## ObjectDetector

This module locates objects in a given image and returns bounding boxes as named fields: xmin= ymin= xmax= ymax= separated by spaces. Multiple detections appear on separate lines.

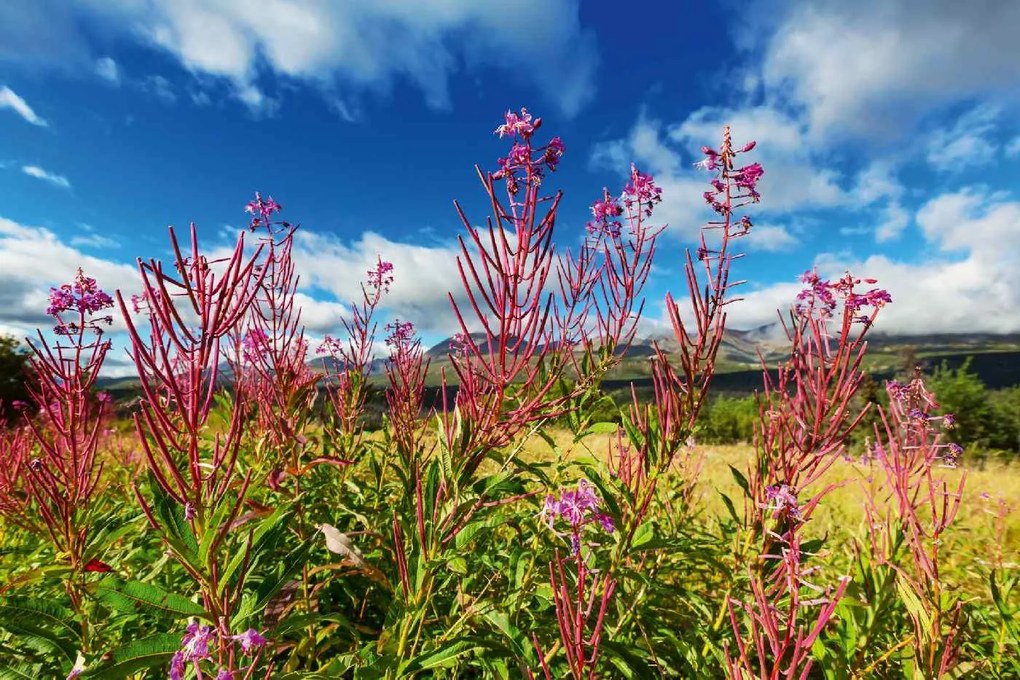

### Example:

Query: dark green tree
xmin=0 ymin=333 xmax=33 ymax=424
xmin=928 ymin=357 xmax=994 ymax=451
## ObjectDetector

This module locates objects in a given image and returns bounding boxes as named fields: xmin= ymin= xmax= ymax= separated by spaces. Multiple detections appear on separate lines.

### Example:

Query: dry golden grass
xmin=520 ymin=429 xmax=1020 ymax=582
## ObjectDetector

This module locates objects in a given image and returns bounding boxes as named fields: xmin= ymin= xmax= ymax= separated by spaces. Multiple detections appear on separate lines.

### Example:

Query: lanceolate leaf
xmin=79 ymin=633 xmax=181 ymax=679
xmin=95 ymin=578 xmax=206 ymax=619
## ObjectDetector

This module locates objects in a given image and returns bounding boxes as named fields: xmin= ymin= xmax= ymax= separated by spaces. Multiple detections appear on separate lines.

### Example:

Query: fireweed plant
xmin=0 ymin=107 xmax=1012 ymax=679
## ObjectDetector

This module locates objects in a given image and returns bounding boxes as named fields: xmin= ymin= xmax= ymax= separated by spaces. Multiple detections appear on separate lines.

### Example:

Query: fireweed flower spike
xmin=543 ymin=479 xmax=614 ymax=555
xmin=18 ymin=268 xmax=114 ymax=650
xmin=861 ymin=370 xmax=968 ymax=676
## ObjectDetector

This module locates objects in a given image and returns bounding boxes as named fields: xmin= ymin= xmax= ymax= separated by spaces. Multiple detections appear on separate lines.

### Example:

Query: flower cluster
xmin=543 ymin=479 xmax=614 ymax=554
xmin=762 ymin=483 xmax=801 ymax=520
xmin=367 ymin=257 xmax=395 ymax=293
xmin=585 ymin=164 xmax=662 ymax=238
xmin=384 ymin=320 xmax=415 ymax=350
xmin=623 ymin=163 xmax=663 ymax=216
xmin=697 ymin=139 xmax=761 ymax=215
xmin=245 ymin=191 xmax=282 ymax=230
xmin=796 ymin=269 xmax=892 ymax=322
xmin=492 ymin=108 xmax=565 ymax=193
xmin=46 ymin=269 xmax=115 ymax=334
xmin=587 ymin=191 xmax=624 ymax=238
xmin=885 ymin=374 xmax=964 ymax=465
xmin=169 ymin=622 xmax=267 ymax=680
xmin=240 ymin=327 xmax=269 ymax=363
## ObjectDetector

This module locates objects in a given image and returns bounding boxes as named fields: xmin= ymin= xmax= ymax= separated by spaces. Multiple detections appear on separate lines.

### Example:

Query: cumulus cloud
xmin=926 ymin=104 xmax=1001 ymax=172
xmin=95 ymin=56 xmax=120 ymax=84
xmin=52 ymin=0 xmax=597 ymax=117
xmin=0 ymin=216 xmax=139 ymax=334
xmin=290 ymin=229 xmax=466 ymax=333
xmin=1005 ymin=136 xmax=1020 ymax=158
xmin=0 ymin=85 xmax=47 ymax=126
xmin=723 ymin=187 xmax=1020 ymax=334
xmin=22 ymin=165 xmax=71 ymax=188
xmin=757 ymin=0 xmax=1020 ymax=143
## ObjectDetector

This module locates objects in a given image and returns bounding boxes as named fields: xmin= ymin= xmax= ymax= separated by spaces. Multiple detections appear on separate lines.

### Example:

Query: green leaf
xmin=631 ymin=522 xmax=655 ymax=549
xmin=149 ymin=474 xmax=199 ymax=562
xmin=728 ymin=465 xmax=750 ymax=498
xmin=219 ymin=505 xmax=292 ymax=594
xmin=95 ymin=578 xmax=206 ymax=619
xmin=582 ymin=421 xmax=620 ymax=436
xmin=719 ymin=492 xmax=740 ymax=524
xmin=400 ymin=639 xmax=476 ymax=672
xmin=0 ymin=663 xmax=43 ymax=679
xmin=80 ymin=633 xmax=180 ymax=679
xmin=0 ymin=599 xmax=78 ymax=663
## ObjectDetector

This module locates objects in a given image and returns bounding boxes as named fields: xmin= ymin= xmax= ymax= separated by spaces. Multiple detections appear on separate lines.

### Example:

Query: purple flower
xmin=543 ymin=479 xmax=614 ymax=554
xmin=544 ymin=136 xmax=565 ymax=170
xmin=764 ymin=484 xmax=800 ymax=519
xmin=181 ymin=622 xmax=214 ymax=660
xmin=169 ymin=651 xmax=186 ymax=680
xmin=241 ymin=327 xmax=269 ymax=363
xmin=245 ymin=192 xmax=282 ymax=229
xmin=367 ymin=258 xmax=395 ymax=292
xmin=734 ymin=162 xmax=764 ymax=201
xmin=216 ymin=669 xmax=233 ymax=680
xmin=384 ymin=320 xmax=415 ymax=349
xmin=495 ymin=108 xmax=536 ymax=139
xmin=231 ymin=628 xmax=268 ymax=655
xmin=47 ymin=269 xmax=114 ymax=317
xmin=693 ymin=146 xmax=719 ymax=171
xmin=943 ymin=414 xmax=956 ymax=429
xmin=623 ymin=164 xmax=663 ymax=215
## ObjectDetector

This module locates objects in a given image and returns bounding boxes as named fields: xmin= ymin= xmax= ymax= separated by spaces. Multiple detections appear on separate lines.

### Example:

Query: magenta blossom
xmin=543 ymin=479 xmax=615 ymax=554
xmin=763 ymin=484 xmax=801 ymax=519
xmin=231 ymin=628 xmax=268 ymax=655
xmin=245 ymin=191 xmax=282 ymax=229
xmin=494 ymin=107 xmax=537 ymax=139
xmin=47 ymin=269 xmax=114 ymax=317
xmin=367 ymin=257 xmax=395 ymax=293
xmin=181 ymin=621 xmax=214 ymax=661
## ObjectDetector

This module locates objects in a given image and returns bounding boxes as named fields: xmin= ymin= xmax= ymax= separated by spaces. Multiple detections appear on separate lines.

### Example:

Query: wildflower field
xmin=0 ymin=108 xmax=1017 ymax=679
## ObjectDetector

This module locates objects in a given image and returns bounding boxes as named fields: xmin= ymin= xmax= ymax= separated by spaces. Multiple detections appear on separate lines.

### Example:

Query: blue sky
xmin=2 ymin=0 xmax=1020 ymax=375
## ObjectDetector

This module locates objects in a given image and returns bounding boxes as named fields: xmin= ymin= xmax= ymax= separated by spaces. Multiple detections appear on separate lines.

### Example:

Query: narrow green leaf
xmin=95 ymin=579 xmax=206 ymax=619
xmin=80 ymin=633 xmax=180 ymax=679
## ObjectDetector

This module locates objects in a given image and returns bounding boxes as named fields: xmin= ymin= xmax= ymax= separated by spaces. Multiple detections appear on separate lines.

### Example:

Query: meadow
xmin=0 ymin=108 xmax=1017 ymax=679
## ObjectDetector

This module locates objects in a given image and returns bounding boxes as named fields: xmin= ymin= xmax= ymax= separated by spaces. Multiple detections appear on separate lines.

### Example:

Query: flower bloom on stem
xmin=245 ymin=191 xmax=281 ymax=230
xmin=543 ymin=479 xmax=614 ymax=554
xmin=367 ymin=257 xmax=394 ymax=293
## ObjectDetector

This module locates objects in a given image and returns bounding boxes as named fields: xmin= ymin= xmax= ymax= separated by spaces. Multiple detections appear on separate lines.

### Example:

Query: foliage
xmin=0 ymin=334 xmax=32 ymax=423
xmin=0 ymin=108 xmax=1015 ymax=680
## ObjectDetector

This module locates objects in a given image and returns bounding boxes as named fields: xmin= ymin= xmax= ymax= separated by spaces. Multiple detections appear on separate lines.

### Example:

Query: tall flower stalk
xmin=117 ymin=223 xmax=267 ymax=634
xmin=17 ymin=269 xmax=114 ymax=651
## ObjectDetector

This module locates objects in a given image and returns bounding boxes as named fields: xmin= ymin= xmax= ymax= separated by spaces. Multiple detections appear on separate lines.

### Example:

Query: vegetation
xmin=1 ymin=109 xmax=1017 ymax=680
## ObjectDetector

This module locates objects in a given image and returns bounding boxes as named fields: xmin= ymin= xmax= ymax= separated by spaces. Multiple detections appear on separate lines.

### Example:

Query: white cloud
xmin=70 ymin=233 xmax=120 ymax=249
xmin=745 ymin=224 xmax=797 ymax=252
xmin=22 ymin=165 xmax=71 ymax=188
xmin=926 ymin=104 xmax=1000 ymax=172
xmin=291 ymin=229 xmax=465 ymax=333
xmin=69 ymin=0 xmax=597 ymax=117
xmin=1006 ymin=136 xmax=1020 ymax=158
xmin=143 ymin=75 xmax=177 ymax=103
xmin=0 ymin=216 xmax=139 ymax=334
xmin=757 ymin=0 xmax=1020 ymax=142
xmin=95 ymin=57 xmax=120 ymax=84
xmin=0 ymin=85 xmax=47 ymax=126
xmin=722 ymin=187 xmax=1020 ymax=334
